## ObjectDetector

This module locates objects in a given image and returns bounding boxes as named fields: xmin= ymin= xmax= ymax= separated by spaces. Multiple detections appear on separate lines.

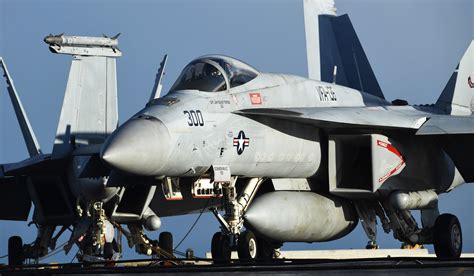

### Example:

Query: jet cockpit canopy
xmin=169 ymin=55 xmax=259 ymax=93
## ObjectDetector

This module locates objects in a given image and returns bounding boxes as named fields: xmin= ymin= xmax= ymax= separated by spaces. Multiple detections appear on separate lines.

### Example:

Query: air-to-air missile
xmin=43 ymin=33 xmax=121 ymax=56
xmin=44 ymin=34 xmax=120 ymax=47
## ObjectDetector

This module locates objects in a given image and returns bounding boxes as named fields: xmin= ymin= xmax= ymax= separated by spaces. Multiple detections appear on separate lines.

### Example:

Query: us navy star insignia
xmin=233 ymin=131 xmax=250 ymax=155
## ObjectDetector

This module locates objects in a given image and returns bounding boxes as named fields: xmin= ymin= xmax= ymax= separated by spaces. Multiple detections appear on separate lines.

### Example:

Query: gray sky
xmin=0 ymin=0 xmax=473 ymax=262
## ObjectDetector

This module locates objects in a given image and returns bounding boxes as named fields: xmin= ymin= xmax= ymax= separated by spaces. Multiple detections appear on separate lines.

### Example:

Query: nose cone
xmin=101 ymin=118 xmax=170 ymax=176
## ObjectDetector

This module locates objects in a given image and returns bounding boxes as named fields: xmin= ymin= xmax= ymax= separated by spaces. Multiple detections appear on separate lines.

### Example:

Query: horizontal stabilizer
xmin=0 ymin=57 xmax=42 ymax=157
xmin=235 ymin=107 xmax=427 ymax=131
xmin=416 ymin=115 xmax=474 ymax=135
xmin=2 ymin=154 xmax=64 ymax=176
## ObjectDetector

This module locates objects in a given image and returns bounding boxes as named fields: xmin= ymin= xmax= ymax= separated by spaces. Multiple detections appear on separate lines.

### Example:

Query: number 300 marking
xmin=184 ymin=110 xmax=204 ymax=126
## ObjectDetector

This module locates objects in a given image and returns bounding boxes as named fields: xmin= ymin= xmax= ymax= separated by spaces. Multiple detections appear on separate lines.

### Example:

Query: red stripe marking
xmin=377 ymin=140 xmax=406 ymax=183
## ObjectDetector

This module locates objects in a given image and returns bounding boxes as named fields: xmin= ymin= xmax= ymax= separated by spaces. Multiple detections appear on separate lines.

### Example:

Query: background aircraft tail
xmin=46 ymin=35 xmax=121 ymax=158
xmin=435 ymin=41 xmax=474 ymax=115
xmin=303 ymin=0 xmax=384 ymax=99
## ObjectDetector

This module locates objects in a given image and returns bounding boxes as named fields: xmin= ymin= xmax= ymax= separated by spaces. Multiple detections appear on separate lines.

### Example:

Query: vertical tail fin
xmin=436 ymin=41 xmax=474 ymax=115
xmin=46 ymin=35 xmax=121 ymax=158
xmin=148 ymin=54 xmax=168 ymax=102
xmin=0 ymin=57 xmax=42 ymax=157
xmin=303 ymin=0 xmax=336 ymax=81
xmin=303 ymin=0 xmax=384 ymax=99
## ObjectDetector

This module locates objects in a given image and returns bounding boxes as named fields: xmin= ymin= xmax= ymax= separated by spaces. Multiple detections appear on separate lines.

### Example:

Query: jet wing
xmin=234 ymin=107 xmax=428 ymax=131
xmin=236 ymin=107 xmax=474 ymax=182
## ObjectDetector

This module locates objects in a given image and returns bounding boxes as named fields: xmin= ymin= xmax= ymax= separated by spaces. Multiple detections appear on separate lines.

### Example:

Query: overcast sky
xmin=0 ymin=0 xmax=473 ymax=262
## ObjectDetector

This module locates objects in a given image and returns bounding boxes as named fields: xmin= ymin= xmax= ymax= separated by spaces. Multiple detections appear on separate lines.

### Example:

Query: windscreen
xmin=169 ymin=56 xmax=259 ymax=93
xmin=170 ymin=62 xmax=227 ymax=92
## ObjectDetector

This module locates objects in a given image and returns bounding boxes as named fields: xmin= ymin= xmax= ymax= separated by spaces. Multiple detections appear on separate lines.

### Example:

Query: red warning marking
xmin=164 ymin=197 xmax=183 ymax=201
xmin=377 ymin=140 xmax=406 ymax=183
xmin=469 ymin=76 xmax=474 ymax=88
xmin=249 ymin=92 xmax=262 ymax=105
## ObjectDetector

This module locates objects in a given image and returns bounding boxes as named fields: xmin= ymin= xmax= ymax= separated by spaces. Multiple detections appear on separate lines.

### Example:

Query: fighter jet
xmin=99 ymin=0 xmax=474 ymax=262
xmin=0 ymin=35 xmax=220 ymax=265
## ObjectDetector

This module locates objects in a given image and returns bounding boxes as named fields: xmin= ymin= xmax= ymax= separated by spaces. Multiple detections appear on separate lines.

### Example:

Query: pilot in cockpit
xmin=203 ymin=63 xmax=221 ymax=77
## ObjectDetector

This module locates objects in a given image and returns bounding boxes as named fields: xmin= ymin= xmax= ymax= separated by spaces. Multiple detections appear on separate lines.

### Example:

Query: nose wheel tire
xmin=237 ymin=230 xmax=258 ymax=261
xmin=159 ymin=232 xmax=174 ymax=258
xmin=257 ymin=238 xmax=275 ymax=261
xmin=211 ymin=232 xmax=231 ymax=264
xmin=8 ymin=236 xmax=23 ymax=266
xmin=103 ymin=242 xmax=114 ymax=260
xmin=433 ymin=213 xmax=462 ymax=259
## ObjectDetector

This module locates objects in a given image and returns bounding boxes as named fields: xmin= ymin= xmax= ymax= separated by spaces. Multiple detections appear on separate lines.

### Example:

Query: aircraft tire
xmin=257 ymin=238 xmax=275 ymax=261
xmin=237 ymin=230 xmax=257 ymax=262
xmin=103 ymin=242 xmax=114 ymax=260
xmin=433 ymin=213 xmax=462 ymax=259
xmin=159 ymin=232 xmax=174 ymax=257
xmin=8 ymin=236 xmax=23 ymax=266
xmin=211 ymin=232 xmax=231 ymax=264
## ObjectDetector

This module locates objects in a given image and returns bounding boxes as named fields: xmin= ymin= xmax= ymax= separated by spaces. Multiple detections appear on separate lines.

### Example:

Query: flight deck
xmin=1 ymin=250 xmax=473 ymax=275
xmin=0 ymin=257 xmax=473 ymax=275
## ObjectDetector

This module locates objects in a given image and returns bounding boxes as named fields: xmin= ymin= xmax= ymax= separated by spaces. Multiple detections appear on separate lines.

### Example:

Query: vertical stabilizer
xmin=303 ymin=0 xmax=337 ymax=81
xmin=45 ymin=35 xmax=121 ymax=158
xmin=436 ymin=41 xmax=474 ymax=115
xmin=303 ymin=0 xmax=384 ymax=99
xmin=0 ymin=57 xmax=42 ymax=157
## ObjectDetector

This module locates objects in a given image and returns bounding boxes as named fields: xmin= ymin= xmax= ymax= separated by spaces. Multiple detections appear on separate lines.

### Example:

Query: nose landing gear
xmin=208 ymin=168 xmax=272 ymax=263
xmin=211 ymin=229 xmax=277 ymax=263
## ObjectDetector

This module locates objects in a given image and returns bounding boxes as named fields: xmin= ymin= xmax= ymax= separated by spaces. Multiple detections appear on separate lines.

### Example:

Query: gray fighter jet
xmin=99 ymin=0 xmax=474 ymax=262
xmin=1 ymin=0 xmax=472 ymax=266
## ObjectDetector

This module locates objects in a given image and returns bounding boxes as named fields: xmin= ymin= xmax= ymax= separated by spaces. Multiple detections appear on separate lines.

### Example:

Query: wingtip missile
xmin=43 ymin=34 xmax=119 ymax=48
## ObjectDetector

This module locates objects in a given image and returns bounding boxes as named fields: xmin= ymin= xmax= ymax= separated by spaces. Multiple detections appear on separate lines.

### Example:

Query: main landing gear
xmin=433 ymin=214 xmax=462 ymax=259
xmin=356 ymin=199 xmax=463 ymax=259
